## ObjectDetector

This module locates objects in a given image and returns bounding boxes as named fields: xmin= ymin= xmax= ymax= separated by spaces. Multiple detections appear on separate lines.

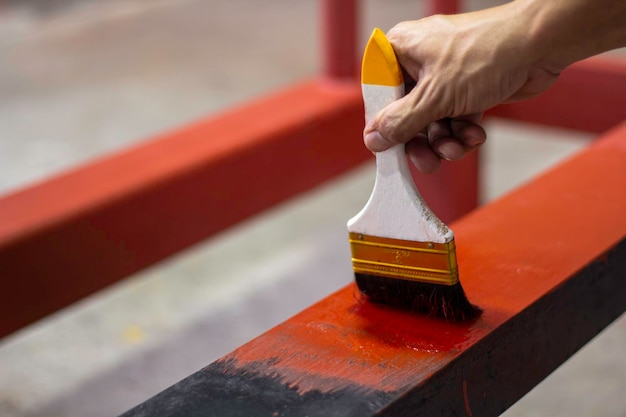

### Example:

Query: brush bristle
xmin=355 ymin=273 xmax=481 ymax=321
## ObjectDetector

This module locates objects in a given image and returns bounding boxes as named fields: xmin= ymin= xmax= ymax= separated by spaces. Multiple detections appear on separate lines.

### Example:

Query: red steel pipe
xmin=321 ymin=0 xmax=359 ymax=81
xmin=427 ymin=0 xmax=460 ymax=15
xmin=411 ymin=150 xmax=479 ymax=224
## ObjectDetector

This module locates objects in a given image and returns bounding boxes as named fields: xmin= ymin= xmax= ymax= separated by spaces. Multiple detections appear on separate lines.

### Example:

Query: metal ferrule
xmin=349 ymin=232 xmax=459 ymax=286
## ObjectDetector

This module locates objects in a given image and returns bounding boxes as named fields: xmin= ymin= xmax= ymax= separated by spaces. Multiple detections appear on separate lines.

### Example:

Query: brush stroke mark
xmin=121 ymin=358 xmax=396 ymax=417
xmin=463 ymin=379 xmax=473 ymax=417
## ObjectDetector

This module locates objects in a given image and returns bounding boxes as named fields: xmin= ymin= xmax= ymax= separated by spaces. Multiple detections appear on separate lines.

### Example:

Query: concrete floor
xmin=0 ymin=1 xmax=624 ymax=416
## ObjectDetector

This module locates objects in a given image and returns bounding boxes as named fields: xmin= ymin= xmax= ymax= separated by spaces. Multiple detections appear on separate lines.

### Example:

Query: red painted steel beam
xmin=488 ymin=56 xmax=626 ymax=133
xmin=411 ymin=151 xmax=479 ymax=224
xmin=0 ymin=80 xmax=367 ymax=338
xmin=321 ymin=0 xmax=359 ymax=81
xmin=123 ymin=122 xmax=626 ymax=417
xmin=427 ymin=0 xmax=460 ymax=15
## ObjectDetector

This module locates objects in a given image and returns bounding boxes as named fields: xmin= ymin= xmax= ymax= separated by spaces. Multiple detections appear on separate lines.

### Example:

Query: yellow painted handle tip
xmin=361 ymin=28 xmax=404 ymax=87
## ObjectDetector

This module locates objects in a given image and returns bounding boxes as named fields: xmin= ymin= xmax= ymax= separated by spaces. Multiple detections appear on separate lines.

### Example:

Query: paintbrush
xmin=347 ymin=28 xmax=479 ymax=321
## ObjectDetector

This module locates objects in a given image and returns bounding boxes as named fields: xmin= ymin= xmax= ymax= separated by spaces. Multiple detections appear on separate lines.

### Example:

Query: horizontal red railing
xmin=487 ymin=56 xmax=626 ymax=133
xmin=0 ymin=81 xmax=366 ymax=337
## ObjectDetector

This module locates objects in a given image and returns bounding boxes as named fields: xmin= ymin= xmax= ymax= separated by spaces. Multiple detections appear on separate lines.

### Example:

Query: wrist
xmin=520 ymin=0 xmax=626 ymax=72
xmin=513 ymin=0 xmax=566 ymax=73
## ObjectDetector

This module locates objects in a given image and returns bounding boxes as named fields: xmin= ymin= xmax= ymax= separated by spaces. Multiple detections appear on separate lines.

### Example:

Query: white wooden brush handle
xmin=347 ymin=80 xmax=452 ymax=243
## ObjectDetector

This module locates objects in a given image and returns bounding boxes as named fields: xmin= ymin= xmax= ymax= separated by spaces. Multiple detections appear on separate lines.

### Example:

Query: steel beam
xmin=427 ymin=0 xmax=460 ymax=15
xmin=488 ymin=56 xmax=626 ymax=133
xmin=321 ymin=0 xmax=359 ymax=81
xmin=0 ymin=81 xmax=366 ymax=338
xmin=121 ymin=122 xmax=626 ymax=417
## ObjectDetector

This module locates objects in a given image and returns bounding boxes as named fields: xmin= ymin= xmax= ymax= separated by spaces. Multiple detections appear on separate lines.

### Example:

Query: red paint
xmin=224 ymin=122 xmax=626 ymax=393
xmin=226 ymin=285 xmax=473 ymax=393
xmin=487 ymin=56 xmax=626 ymax=133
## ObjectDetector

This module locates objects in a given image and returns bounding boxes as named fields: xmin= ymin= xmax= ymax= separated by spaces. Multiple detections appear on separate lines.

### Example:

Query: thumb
xmin=363 ymin=86 xmax=442 ymax=152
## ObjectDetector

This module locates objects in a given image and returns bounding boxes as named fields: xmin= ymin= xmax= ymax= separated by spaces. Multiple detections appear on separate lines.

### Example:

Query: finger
xmin=364 ymin=127 xmax=394 ymax=152
xmin=406 ymin=133 xmax=441 ymax=174
xmin=402 ymin=68 xmax=418 ymax=94
xmin=366 ymin=82 xmax=442 ymax=152
xmin=449 ymin=114 xmax=487 ymax=148
xmin=427 ymin=120 xmax=465 ymax=161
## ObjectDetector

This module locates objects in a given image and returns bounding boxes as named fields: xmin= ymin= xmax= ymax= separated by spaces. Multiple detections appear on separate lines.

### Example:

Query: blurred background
xmin=0 ymin=0 xmax=624 ymax=416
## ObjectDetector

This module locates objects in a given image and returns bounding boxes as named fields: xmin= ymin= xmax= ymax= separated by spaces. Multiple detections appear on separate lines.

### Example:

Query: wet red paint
xmin=349 ymin=295 xmax=480 ymax=353
xmin=224 ymin=122 xmax=626 ymax=395
xmin=225 ymin=284 xmax=478 ymax=393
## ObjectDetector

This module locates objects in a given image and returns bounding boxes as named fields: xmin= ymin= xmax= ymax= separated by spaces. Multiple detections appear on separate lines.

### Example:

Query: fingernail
xmin=465 ymin=136 xmax=485 ymax=146
xmin=364 ymin=117 xmax=377 ymax=131
xmin=364 ymin=131 xmax=389 ymax=152
xmin=434 ymin=140 xmax=464 ymax=161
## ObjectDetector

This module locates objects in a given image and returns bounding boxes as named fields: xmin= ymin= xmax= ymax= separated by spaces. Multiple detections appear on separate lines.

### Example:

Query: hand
xmin=364 ymin=2 xmax=560 ymax=173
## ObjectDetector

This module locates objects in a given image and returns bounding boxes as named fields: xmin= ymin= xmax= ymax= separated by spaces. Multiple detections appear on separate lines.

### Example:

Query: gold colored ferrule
xmin=349 ymin=232 xmax=459 ymax=286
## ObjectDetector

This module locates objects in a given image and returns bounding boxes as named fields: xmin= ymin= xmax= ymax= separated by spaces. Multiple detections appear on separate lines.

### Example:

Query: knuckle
xmin=386 ymin=21 xmax=413 ymax=44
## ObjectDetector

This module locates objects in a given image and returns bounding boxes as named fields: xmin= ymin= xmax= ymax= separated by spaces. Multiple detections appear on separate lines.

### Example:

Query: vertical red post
xmin=420 ymin=1 xmax=478 ymax=223
xmin=427 ymin=0 xmax=460 ymax=15
xmin=321 ymin=0 xmax=359 ymax=81
xmin=411 ymin=151 xmax=479 ymax=224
